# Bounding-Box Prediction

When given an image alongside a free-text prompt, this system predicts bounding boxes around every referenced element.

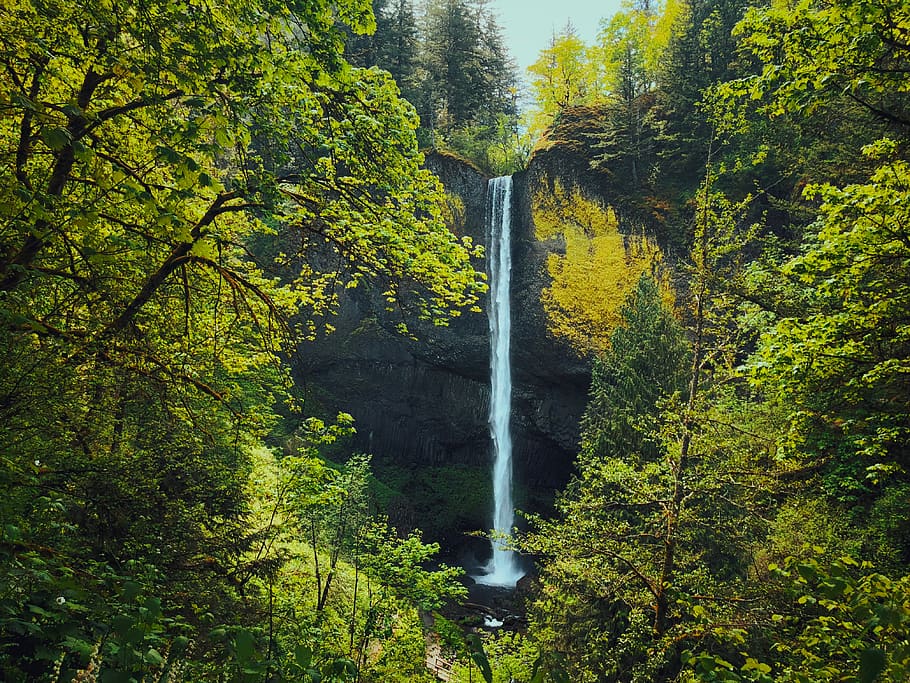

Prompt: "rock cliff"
[293,150,594,547]
[292,116,671,553]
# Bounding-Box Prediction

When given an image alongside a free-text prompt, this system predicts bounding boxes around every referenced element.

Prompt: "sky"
[490,0,626,76]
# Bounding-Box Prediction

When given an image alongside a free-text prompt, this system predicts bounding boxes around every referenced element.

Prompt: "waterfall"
[475,175,524,588]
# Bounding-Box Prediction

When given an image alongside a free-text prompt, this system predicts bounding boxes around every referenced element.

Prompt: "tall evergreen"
[653,0,753,188]
[347,0,420,104]
[418,0,482,132]
[416,0,517,150]
[580,275,690,466]
[524,276,694,680]
[590,1,677,193]
[346,0,518,169]
[383,0,420,99]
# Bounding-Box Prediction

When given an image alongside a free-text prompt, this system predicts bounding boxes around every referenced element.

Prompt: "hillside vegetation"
[2,0,910,682]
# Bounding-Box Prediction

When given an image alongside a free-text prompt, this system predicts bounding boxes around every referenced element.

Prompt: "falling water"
[475,176,524,588]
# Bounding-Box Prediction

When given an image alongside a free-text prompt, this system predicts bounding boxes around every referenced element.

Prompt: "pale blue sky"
[490,0,625,75]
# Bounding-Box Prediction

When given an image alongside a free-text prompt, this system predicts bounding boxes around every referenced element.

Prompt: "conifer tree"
[416,0,517,150]
[590,0,684,191]
[653,0,752,188]
[347,0,420,104]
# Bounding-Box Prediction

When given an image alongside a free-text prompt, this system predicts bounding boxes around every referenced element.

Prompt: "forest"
[1,0,909,681]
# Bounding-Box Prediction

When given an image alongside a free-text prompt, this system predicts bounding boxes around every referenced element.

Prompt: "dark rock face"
[508,167,591,494]
[293,151,591,546]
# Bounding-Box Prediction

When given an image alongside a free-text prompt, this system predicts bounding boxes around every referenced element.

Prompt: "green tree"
[264,447,464,682]
[748,142,910,499]
[524,275,692,681]
[525,180,778,681]
[709,0,910,506]
[347,0,421,105]
[526,24,601,139]
[652,0,753,194]
[593,4,658,189]
[590,0,684,192]
[703,0,899,226]
[580,274,690,463]
[0,0,483,677]
[683,555,910,683]
[416,0,517,149]
[729,0,910,133]
[670,2,910,678]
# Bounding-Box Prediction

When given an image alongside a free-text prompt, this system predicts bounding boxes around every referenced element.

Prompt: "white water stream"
[474,176,524,588]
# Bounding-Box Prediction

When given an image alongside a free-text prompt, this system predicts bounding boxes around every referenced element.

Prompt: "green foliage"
[728,0,910,130]
[523,1,910,682]
[0,0,483,678]
[683,555,910,683]
[651,0,755,204]
[581,274,690,462]
[346,0,523,173]
[465,633,494,683]
[347,0,420,102]
[0,0,484,331]
[523,275,695,681]
[446,631,549,683]
[769,556,910,683]
[443,114,530,175]
[589,0,685,191]
[0,556,192,682]
[748,144,910,490]
[371,463,492,539]
[527,24,602,139]
[524,172,784,682]
[597,0,681,101]
[526,1,684,144]
[413,0,519,165]
[6,0,910,681]
[258,448,465,680]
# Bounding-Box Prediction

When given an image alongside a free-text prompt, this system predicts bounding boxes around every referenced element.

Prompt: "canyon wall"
[293,121,663,546]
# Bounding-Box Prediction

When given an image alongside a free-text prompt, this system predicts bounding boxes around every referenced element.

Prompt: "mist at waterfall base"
[471,176,526,589]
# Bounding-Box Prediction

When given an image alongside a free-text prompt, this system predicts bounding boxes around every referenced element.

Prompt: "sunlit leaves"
[0,0,483,678]
[749,145,910,476]
[522,275,694,681]
[526,25,601,140]
[722,0,910,128]
[688,556,910,682]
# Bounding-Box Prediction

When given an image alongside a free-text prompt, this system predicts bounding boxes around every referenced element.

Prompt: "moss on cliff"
[441,192,467,237]
[532,180,672,353]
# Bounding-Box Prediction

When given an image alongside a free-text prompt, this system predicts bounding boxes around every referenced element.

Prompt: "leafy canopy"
[0,0,484,678]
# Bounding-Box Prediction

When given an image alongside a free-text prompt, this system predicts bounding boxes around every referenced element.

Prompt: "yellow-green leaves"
[720,0,910,127]
[527,25,600,139]
[0,0,484,353]
[0,1,486,678]
[749,150,910,476]
[525,1,684,144]
[532,180,669,353]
